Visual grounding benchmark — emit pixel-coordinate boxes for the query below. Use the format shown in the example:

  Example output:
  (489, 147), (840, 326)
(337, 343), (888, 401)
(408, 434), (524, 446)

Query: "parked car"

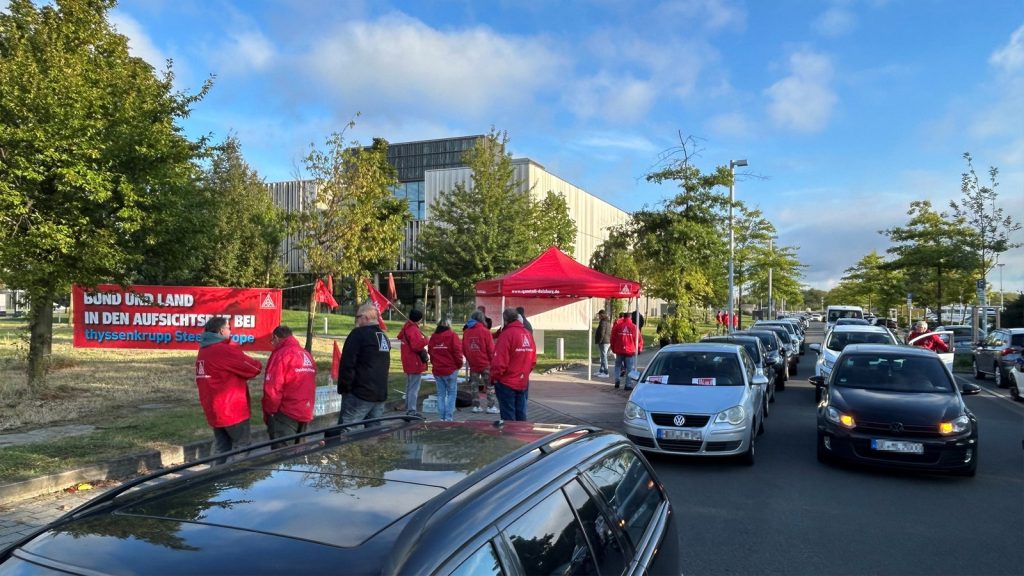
(754, 320), (804, 355)
(936, 325), (974, 353)
(810, 313), (823, 322)
(736, 329), (789, 390)
(703, 334), (777, 413)
(972, 327), (1024, 388)
(809, 325), (900, 401)
(1011, 358), (1024, 401)
(622, 343), (767, 464)
(0, 418), (681, 575)
(810, 344), (979, 476)
(751, 324), (800, 374)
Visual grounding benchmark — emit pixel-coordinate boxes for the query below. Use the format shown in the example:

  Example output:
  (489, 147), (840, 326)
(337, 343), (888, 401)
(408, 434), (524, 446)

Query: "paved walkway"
(0, 352), (655, 551)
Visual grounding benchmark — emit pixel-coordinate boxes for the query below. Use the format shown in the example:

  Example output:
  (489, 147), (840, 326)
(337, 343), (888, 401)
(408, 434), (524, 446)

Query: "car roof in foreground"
(841, 343), (938, 357)
(9, 420), (592, 575)
(830, 324), (892, 334)
(659, 342), (743, 354)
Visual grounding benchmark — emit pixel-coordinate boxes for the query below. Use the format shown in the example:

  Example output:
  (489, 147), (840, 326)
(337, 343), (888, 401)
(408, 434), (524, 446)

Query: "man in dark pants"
(262, 325), (316, 449)
(195, 316), (263, 464)
(328, 302), (391, 435)
(491, 308), (537, 421)
(595, 309), (611, 377)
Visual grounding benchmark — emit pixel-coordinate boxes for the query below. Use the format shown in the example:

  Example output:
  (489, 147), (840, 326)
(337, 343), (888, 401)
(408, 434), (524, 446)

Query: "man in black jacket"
(595, 309), (611, 377)
(332, 302), (391, 432)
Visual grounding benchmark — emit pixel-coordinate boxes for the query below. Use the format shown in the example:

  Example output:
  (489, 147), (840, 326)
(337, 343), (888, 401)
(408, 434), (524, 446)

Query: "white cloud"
(813, 7), (857, 38)
(764, 51), (837, 133)
(989, 23), (1024, 72)
(302, 13), (567, 119)
(576, 132), (658, 153)
(217, 30), (275, 73)
(706, 112), (753, 138)
(654, 0), (747, 32)
(564, 72), (657, 124)
(109, 12), (166, 69)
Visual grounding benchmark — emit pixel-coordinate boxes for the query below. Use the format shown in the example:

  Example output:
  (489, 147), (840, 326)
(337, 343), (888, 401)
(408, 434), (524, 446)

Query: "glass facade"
(392, 181), (425, 220)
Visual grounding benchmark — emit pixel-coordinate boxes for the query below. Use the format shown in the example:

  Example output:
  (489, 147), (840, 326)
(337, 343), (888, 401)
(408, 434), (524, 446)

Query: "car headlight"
(939, 414), (970, 435)
(825, 406), (856, 428)
(820, 356), (834, 369)
(624, 401), (646, 422)
(715, 405), (746, 425)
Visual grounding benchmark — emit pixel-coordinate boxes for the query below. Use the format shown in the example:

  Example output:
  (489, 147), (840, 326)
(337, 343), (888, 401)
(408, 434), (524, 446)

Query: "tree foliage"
(0, 0), (209, 385)
(830, 251), (905, 316)
(415, 129), (577, 293)
(949, 153), (1020, 284)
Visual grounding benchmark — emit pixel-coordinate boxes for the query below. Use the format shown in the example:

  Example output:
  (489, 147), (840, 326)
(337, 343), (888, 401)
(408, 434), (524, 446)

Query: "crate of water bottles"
(314, 386), (343, 416)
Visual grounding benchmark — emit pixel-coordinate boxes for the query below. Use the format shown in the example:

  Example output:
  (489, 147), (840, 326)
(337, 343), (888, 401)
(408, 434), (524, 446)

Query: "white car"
(809, 325), (899, 401)
(622, 343), (767, 464)
(1011, 359), (1024, 402)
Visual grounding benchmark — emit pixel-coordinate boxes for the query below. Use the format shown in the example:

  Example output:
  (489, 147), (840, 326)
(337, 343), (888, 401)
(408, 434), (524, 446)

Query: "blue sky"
(97, 1), (1024, 293)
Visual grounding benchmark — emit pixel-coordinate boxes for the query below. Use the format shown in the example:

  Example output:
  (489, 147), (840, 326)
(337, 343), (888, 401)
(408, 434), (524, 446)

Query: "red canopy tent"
(475, 247), (642, 380)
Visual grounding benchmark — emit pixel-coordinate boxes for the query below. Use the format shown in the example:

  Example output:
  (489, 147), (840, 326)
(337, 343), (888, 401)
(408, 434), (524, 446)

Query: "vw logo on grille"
(673, 415), (686, 427)
(890, 422), (904, 433)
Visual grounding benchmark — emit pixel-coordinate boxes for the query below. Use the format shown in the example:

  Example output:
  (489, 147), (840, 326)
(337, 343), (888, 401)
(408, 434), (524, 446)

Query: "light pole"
(728, 159), (748, 333)
(998, 262), (1005, 328)
(767, 237), (773, 320)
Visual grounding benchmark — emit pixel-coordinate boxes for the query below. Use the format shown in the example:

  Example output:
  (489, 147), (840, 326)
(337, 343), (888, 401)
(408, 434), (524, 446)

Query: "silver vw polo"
(623, 343), (767, 465)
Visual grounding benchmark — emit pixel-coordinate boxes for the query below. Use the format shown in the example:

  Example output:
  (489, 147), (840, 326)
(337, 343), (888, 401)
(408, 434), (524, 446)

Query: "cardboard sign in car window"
(647, 375), (668, 384)
(692, 377), (716, 386)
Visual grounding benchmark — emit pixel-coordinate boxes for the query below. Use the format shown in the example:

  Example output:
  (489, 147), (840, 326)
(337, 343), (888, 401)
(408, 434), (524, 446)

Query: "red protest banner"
(72, 284), (282, 351)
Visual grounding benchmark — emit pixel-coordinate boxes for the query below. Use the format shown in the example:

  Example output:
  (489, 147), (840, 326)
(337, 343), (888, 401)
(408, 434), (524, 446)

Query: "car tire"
(790, 362), (798, 377)
(769, 386), (776, 403)
(741, 430), (755, 466)
(973, 358), (985, 379)
(758, 415), (766, 436)
(816, 434), (832, 464)
(763, 397), (770, 419)
(1009, 378), (1020, 400)
(815, 386), (822, 403)
(994, 364), (1007, 388)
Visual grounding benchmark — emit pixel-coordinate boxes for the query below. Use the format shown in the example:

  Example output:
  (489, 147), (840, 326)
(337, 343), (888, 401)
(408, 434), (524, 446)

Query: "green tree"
(297, 127), (408, 349)
(882, 200), (978, 324)
(415, 129), (576, 293)
(0, 0), (209, 386)
(835, 251), (905, 316)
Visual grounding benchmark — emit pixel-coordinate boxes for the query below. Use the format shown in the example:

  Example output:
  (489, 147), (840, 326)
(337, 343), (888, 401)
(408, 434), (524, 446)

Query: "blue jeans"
(614, 354), (636, 387)
(598, 343), (610, 374)
(495, 382), (528, 421)
(435, 371), (459, 421)
(329, 394), (384, 435)
(405, 373), (422, 413)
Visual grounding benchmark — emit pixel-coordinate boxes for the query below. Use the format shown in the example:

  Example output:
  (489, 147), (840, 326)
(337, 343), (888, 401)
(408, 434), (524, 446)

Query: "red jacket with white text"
(262, 335), (317, 423)
(462, 321), (494, 372)
(490, 320), (537, 391)
(195, 339), (263, 428)
(611, 318), (644, 357)
(397, 320), (429, 374)
(428, 326), (464, 376)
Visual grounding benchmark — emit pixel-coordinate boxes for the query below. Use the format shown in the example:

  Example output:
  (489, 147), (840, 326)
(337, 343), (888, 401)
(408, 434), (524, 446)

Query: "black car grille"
(627, 434), (656, 448)
(705, 441), (742, 452)
(656, 439), (703, 453)
(856, 420), (942, 439)
(651, 413), (710, 427)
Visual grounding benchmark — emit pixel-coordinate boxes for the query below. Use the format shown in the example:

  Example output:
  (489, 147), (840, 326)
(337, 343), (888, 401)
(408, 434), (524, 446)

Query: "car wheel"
(790, 362), (798, 377)
(816, 434), (832, 464)
(763, 397), (770, 419)
(994, 364), (1007, 388)
(1009, 378), (1020, 400)
(741, 430), (755, 466)
(815, 386), (822, 403)
(758, 415), (766, 436)
(777, 376), (786, 390)
(973, 358), (985, 379)
(769, 385), (776, 403)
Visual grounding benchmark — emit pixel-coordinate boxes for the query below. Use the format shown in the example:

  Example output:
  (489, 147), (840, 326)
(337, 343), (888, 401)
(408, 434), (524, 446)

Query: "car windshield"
(705, 338), (760, 363)
(741, 332), (778, 352)
(644, 352), (745, 386)
(828, 310), (863, 322)
(825, 331), (895, 351)
(833, 354), (955, 393)
(835, 318), (870, 325)
(945, 327), (972, 339)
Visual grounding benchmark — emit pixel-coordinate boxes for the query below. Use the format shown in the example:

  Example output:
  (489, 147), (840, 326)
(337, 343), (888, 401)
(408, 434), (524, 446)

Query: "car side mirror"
(809, 343), (821, 353)
(628, 369), (642, 384)
(959, 383), (981, 395)
(809, 375), (826, 388)
(752, 373), (769, 387)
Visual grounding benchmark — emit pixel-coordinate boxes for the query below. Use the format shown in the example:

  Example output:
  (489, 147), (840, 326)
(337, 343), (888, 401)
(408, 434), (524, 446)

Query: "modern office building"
(267, 135), (631, 306)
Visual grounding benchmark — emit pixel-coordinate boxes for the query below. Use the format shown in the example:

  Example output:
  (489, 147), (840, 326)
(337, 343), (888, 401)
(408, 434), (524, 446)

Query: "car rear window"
(833, 354), (954, 392)
(644, 352), (745, 386)
(1011, 334), (1024, 347)
(825, 331), (894, 351)
(704, 338), (761, 363)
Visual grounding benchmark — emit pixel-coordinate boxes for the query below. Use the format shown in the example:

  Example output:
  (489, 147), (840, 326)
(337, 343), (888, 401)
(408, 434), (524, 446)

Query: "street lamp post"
(998, 262), (1005, 328)
(728, 159), (748, 333)
(767, 237), (773, 320)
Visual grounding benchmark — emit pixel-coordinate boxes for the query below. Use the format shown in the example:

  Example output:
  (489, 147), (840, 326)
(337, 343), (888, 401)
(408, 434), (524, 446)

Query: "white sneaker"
(486, 406), (499, 414)
(595, 372), (608, 378)
(471, 406), (482, 413)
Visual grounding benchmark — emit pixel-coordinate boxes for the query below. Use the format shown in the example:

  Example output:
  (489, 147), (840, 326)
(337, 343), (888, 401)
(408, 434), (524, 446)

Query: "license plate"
(657, 429), (702, 441)
(871, 439), (924, 454)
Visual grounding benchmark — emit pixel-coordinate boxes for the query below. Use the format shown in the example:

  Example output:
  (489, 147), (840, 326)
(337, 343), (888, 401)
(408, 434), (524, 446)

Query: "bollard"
(324, 317), (328, 334)
(556, 337), (565, 361)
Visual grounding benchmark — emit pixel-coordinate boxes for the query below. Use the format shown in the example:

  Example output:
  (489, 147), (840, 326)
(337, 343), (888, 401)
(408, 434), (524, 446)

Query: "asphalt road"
(643, 323), (1024, 576)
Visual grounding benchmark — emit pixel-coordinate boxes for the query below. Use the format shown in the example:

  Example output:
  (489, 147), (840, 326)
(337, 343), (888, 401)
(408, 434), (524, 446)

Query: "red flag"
(364, 279), (390, 331)
(327, 274), (334, 295)
(314, 278), (339, 310)
(387, 272), (397, 302)
(331, 340), (342, 385)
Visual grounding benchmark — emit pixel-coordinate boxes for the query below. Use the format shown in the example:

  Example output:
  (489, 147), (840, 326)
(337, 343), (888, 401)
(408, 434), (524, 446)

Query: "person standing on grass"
(491, 308), (537, 421)
(329, 302), (391, 435)
(194, 316), (263, 464)
(429, 317), (464, 422)
(397, 308), (429, 416)
(595, 309), (612, 377)
(262, 325), (316, 449)
(463, 310), (497, 413)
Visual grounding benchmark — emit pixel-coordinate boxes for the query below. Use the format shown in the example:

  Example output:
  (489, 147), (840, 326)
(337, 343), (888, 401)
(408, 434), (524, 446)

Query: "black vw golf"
(811, 344), (979, 476)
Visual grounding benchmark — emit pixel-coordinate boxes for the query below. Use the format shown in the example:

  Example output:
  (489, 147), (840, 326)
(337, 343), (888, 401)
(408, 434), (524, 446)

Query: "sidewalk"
(0, 353), (654, 551)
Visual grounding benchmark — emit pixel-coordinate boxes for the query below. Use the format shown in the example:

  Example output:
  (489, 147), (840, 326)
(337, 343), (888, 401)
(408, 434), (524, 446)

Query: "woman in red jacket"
(490, 308), (537, 421)
(428, 317), (464, 422)
(195, 317), (263, 464)
(397, 309), (429, 416)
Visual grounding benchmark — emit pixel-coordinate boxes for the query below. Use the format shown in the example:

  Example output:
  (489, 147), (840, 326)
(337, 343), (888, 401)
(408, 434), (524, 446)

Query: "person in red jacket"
(429, 317), (464, 421)
(463, 310), (497, 413)
(262, 325), (316, 449)
(397, 309), (429, 416)
(908, 321), (949, 353)
(490, 308), (537, 421)
(611, 313), (643, 390)
(195, 316), (262, 464)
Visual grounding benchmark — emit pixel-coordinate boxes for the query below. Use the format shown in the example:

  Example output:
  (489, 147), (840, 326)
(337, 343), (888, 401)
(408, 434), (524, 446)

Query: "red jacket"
(397, 320), (428, 374)
(490, 320), (537, 391)
(429, 327), (464, 376)
(262, 336), (317, 423)
(908, 330), (949, 353)
(462, 322), (494, 372)
(611, 318), (644, 356)
(195, 339), (263, 428)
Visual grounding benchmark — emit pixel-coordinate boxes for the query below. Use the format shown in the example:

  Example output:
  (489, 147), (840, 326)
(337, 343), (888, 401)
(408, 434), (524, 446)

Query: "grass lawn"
(0, 309), (718, 483)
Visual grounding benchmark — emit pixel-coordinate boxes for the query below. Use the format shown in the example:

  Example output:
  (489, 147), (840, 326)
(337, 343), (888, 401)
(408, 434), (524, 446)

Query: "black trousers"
(212, 420), (251, 465)
(267, 412), (308, 449)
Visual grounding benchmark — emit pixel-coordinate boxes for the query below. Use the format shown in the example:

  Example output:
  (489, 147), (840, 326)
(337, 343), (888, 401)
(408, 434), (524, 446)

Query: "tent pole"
(587, 298), (593, 381)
